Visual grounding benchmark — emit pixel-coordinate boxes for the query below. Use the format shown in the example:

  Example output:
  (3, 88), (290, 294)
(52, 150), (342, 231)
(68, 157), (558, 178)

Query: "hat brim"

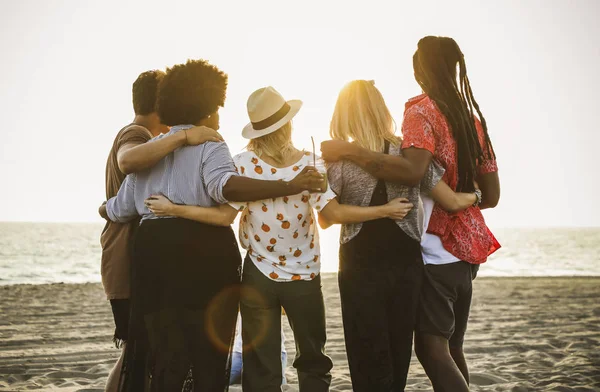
(242, 100), (303, 139)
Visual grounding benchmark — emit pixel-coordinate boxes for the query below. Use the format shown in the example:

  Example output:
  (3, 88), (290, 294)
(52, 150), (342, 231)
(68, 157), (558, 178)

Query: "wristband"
(473, 189), (482, 206)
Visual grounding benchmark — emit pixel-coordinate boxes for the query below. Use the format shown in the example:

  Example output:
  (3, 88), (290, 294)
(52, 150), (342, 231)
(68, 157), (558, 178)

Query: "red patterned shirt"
(401, 94), (500, 264)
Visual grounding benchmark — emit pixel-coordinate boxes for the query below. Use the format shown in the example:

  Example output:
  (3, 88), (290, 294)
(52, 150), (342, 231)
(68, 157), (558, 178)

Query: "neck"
(133, 115), (161, 137)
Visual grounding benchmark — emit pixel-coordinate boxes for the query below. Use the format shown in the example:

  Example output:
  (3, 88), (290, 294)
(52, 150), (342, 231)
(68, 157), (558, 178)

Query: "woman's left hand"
(383, 198), (414, 220)
(145, 194), (176, 217)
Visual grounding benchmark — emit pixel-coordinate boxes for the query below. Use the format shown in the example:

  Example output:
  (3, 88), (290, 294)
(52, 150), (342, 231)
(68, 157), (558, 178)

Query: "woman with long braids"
(321, 36), (500, 391)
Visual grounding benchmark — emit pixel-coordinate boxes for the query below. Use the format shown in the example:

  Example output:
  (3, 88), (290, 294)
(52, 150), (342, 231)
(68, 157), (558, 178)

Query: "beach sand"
(1, 275), (599, 391)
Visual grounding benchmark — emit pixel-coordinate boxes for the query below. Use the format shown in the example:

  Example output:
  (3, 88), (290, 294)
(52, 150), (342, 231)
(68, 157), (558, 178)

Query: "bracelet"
(184, 129), (189, 145)
(473, 189), (482, 207)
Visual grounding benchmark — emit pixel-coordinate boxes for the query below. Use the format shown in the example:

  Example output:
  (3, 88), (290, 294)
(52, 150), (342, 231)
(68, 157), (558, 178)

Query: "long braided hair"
(413, 36), (495, 192)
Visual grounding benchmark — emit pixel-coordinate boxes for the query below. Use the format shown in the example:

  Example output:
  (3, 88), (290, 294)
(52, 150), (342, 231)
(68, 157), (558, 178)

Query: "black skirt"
(119, 218), (242, 392)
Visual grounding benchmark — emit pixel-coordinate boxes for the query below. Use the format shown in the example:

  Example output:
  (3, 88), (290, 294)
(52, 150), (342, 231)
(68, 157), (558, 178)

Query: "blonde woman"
(145, 86), (412, 392)
(321, 80), (479, 392)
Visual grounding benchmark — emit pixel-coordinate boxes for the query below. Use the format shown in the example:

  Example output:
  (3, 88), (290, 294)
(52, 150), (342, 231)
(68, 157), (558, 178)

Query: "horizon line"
(0, 220), (599, 230)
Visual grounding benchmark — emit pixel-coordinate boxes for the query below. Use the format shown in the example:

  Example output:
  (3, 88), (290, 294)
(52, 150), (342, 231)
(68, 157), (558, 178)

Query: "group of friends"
(98, 35), (501, 392)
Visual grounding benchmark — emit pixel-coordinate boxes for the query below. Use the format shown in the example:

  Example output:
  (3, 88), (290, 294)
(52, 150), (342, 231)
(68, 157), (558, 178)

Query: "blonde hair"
(247, 121), (296, 165)
(330, 80), (398, 152)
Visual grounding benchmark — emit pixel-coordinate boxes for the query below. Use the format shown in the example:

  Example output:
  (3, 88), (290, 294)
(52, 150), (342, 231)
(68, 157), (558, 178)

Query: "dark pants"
(240, 257), (332, 392)
(339, 225), (423, 392)
(120, 218), (241, 392)
(417, 261), (479, 347)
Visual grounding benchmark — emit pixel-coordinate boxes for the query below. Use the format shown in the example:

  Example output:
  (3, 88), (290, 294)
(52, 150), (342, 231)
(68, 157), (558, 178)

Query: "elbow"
(482, 192), (500, 209)
(99, 205), (109, 220)
(481, 199), (499, 209)
(320, 209), (341, 226)
(317, 213), (334, 230)
(222, 189), (236, 203)
(117, 157), (135, 175)
(222, 182), (240, 203)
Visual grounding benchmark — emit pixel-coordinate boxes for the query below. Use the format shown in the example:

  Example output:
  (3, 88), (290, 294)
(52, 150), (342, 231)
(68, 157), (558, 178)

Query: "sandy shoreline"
(1, 275), (599, 391)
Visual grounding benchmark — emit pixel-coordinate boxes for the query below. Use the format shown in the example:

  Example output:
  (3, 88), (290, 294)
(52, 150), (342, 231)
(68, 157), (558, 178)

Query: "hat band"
(251, 103), (291, 131)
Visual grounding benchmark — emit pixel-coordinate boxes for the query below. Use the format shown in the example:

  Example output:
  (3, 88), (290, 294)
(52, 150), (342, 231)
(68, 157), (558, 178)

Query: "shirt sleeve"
(228, 154), (248, 212)
(401, 106), (436, 154)
(420, 160), (446, 195)
(474, 117), (499, 175)
(326, 161), (343, 197)
(106, 174), (139, 223)
(308, 186), (337, 212)
(117, 125), (152, 150)
(201, 141), (239, 204)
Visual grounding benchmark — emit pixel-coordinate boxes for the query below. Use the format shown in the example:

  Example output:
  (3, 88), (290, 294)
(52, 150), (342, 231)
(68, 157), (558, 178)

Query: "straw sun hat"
(242, 86), (302, 139)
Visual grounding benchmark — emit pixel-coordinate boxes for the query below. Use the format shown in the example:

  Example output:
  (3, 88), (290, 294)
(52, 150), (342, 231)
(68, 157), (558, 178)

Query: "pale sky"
(1, 0), (599, 228)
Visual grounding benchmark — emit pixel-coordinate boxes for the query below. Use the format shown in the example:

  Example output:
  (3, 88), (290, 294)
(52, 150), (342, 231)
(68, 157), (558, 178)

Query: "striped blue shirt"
(106, 125), (238, 223)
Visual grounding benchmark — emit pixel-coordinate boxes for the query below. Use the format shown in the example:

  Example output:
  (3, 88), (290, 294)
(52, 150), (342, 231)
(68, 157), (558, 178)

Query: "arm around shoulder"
(118, 132), (186, 174)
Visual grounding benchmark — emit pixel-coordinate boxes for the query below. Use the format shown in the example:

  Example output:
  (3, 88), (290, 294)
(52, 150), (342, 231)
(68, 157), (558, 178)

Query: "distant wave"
(1, 222), (599, 285)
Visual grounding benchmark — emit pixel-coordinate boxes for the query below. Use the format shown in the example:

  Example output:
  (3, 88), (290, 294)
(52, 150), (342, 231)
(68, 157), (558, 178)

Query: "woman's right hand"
(383, 198), (413, 220)
(145, 194), (176, 217)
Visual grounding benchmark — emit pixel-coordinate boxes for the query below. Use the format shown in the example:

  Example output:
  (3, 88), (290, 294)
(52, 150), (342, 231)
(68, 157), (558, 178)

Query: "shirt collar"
(405, 93), (428, 110)
(169, 124), (195, 135)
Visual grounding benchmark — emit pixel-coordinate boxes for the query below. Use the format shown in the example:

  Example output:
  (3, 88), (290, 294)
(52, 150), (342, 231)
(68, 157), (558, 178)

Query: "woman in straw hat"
(146, 85), (414, 391)
(321, 79), (482, 391)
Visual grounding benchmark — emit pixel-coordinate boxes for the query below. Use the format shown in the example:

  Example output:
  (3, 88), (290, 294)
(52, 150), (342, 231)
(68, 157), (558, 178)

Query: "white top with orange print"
(229, 151), (336, 282)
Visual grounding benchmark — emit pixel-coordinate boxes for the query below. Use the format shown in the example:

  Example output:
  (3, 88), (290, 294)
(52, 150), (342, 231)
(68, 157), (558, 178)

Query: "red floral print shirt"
(401, 94), (500, 264)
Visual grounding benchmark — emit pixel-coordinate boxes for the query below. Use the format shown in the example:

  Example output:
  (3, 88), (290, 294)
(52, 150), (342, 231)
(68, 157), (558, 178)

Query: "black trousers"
(240, 257), (333, 392)
(339, 224), (423, 392)
(119, 218), (241, 392)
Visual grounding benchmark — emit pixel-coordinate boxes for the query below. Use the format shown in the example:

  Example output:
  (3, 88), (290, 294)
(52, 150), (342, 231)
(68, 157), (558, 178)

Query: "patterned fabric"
(106, 125), (238, 223)
(401, 94), (499, 264)
(327, 139), (445, 243)
(229, 151), (336, 282)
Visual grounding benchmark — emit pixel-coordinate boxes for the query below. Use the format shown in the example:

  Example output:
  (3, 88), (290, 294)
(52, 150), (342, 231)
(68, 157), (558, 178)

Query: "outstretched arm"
(320, 141), (433, 186)
(118, 126), (223, 174)
(201, 142), (325, 204)
(429, 181), (477, 213)
(317, 198), (413, 230)
(145, 195), (239, 227)
(222, 169), (323, 202)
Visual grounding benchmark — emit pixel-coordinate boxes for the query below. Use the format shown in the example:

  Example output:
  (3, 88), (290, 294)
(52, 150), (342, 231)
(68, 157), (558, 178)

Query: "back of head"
(330, 80), (397, 153)
(132, 70), (165, 115)
(157, 59), (228, 126)
(413, 35), (495, 192)
(247, 121), (295, 165)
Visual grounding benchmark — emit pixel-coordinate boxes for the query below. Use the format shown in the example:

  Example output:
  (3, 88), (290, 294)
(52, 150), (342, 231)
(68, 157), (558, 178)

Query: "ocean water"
(0, 222), (599, 285)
